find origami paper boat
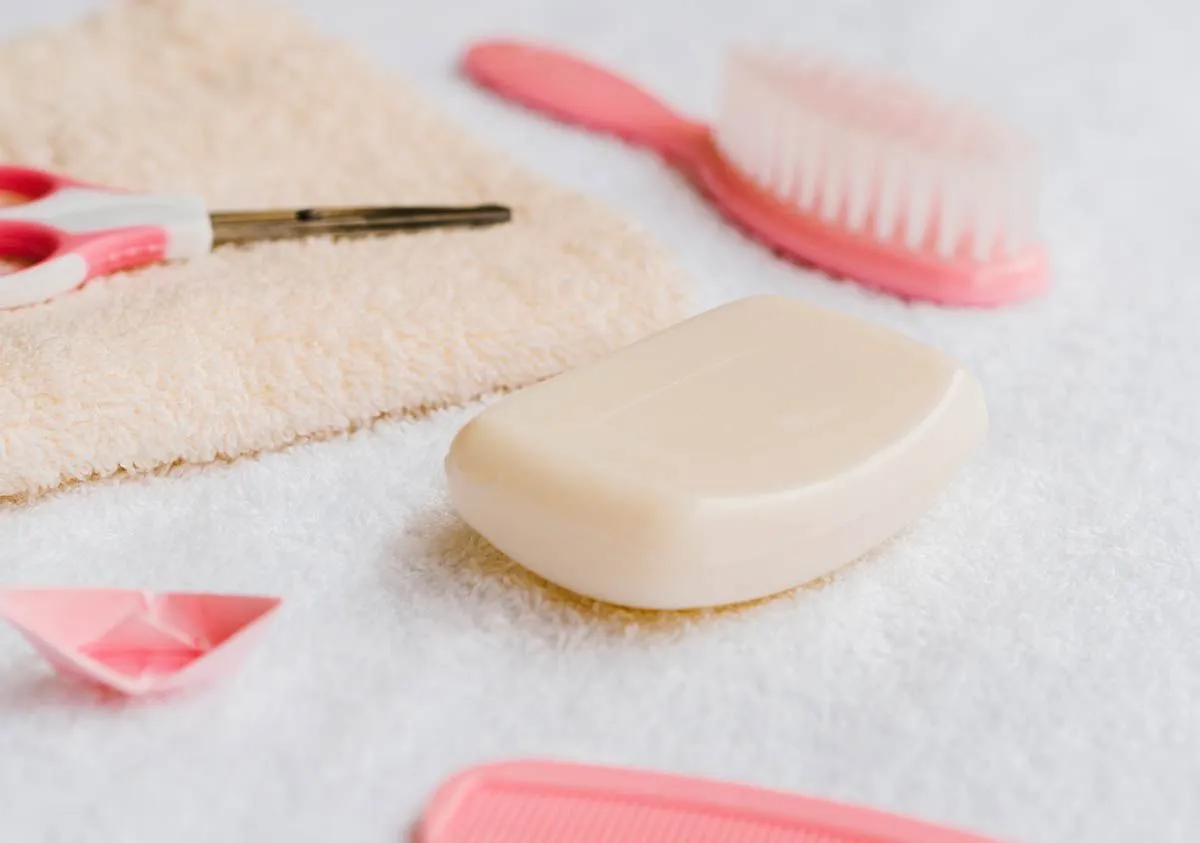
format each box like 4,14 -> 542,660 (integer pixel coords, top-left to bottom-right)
0,588 -> 282,697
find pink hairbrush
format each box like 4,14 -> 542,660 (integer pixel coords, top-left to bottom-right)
414,759 -> 1003,842
463,40 -> 1047,307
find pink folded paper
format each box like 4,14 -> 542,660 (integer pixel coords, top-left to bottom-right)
0,588 -> 281,696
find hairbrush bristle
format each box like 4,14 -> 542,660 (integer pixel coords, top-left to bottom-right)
714,48 -> 1040,262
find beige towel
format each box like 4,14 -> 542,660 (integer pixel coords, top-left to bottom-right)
0,0 -> 687,502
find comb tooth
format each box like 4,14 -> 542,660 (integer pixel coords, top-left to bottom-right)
460,792 -> 490,842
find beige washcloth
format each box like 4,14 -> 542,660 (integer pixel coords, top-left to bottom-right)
0,0 -> 687,502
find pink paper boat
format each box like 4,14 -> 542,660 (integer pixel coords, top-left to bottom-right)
0,588 -> 282,697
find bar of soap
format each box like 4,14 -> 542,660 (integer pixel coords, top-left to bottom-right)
445,295 -> 986,610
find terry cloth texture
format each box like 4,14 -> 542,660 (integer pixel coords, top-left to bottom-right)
0,0 -> 686,501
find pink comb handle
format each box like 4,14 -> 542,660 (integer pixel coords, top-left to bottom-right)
463,40 -> 1047,307
415,759 -> 1003,843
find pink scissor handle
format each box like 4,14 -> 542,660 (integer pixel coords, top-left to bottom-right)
0,165 -> 211,311
462,40 -> 707,161
0,165 -> 96,199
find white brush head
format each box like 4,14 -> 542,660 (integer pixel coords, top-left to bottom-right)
713,48 -> 1041,262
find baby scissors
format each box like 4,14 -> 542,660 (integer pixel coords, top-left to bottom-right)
0,165 -> 512,310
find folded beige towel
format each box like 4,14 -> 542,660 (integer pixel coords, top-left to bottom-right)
0,0 -> 687,502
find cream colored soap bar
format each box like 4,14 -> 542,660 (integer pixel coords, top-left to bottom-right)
445,295 -> 986,610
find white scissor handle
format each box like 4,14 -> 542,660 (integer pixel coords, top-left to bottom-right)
0,165 -> 212,310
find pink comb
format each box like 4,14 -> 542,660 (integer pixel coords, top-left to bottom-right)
463,40 -> 1048,307
0,587 -> 281,697
414,759 -> 1003,842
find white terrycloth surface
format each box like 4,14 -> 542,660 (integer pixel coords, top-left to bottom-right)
1,1 -> 1197,841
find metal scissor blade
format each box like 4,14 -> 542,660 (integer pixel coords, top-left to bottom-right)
209,203 -> 512,246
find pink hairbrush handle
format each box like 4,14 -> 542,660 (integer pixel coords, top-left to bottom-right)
463,39 -> 1047,308
416,759 -> 1004,842
462,40 -> 707,161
